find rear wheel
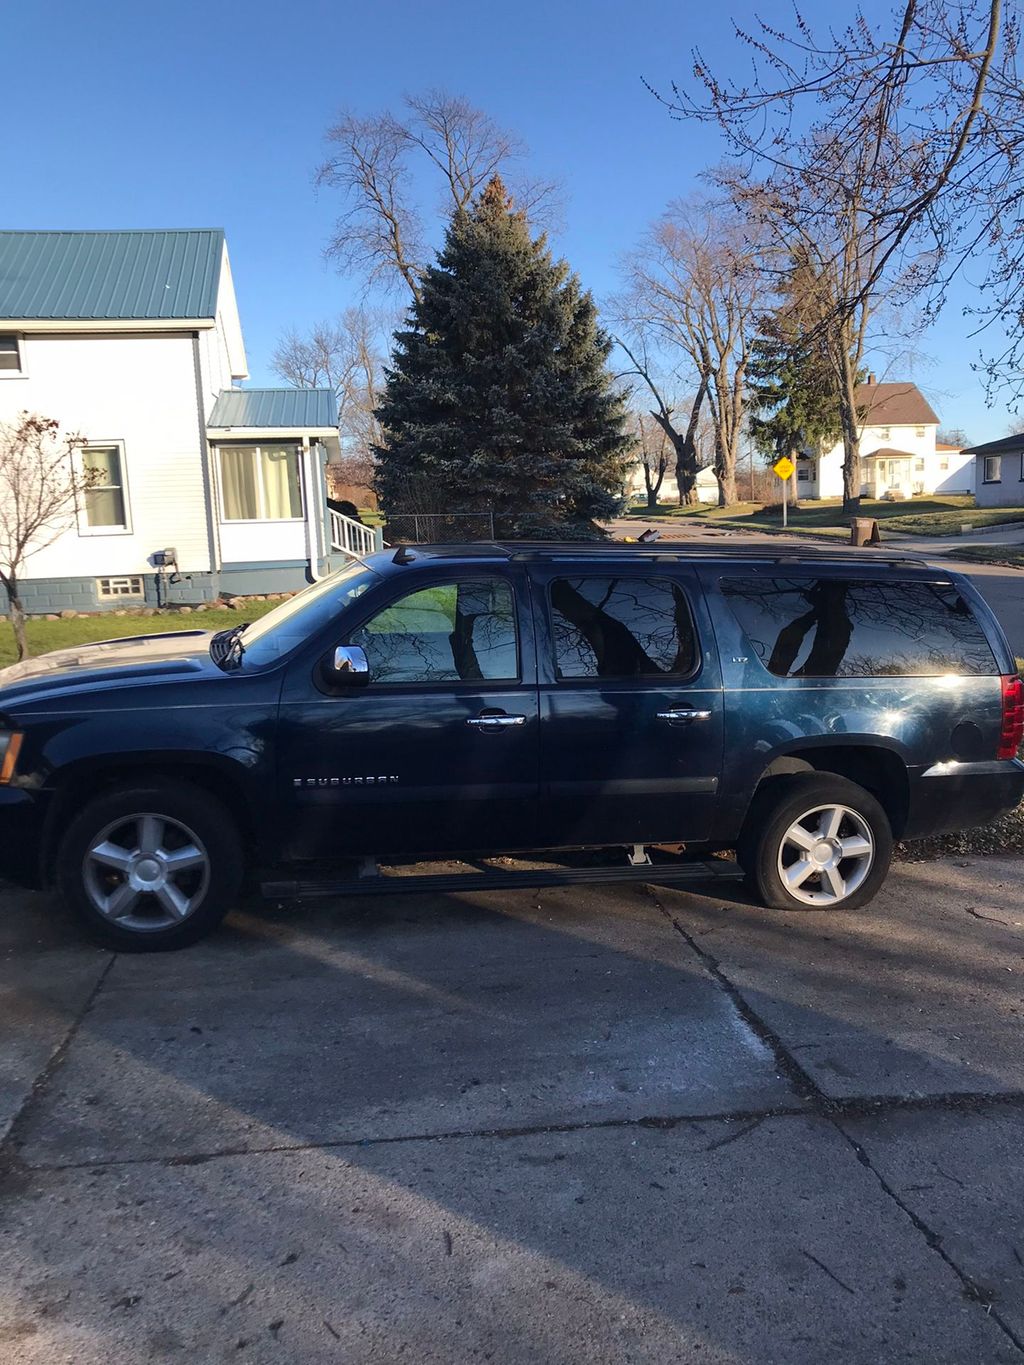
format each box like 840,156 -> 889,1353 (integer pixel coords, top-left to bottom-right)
740,774 -> 893,912
57,782 -> 243,950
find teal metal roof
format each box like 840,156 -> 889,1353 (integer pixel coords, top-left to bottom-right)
207,388 -> 339,430
0,230 -> 224,320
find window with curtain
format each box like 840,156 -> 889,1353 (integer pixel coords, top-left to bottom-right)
219,444 -> 303,520
81,446 -> 128,530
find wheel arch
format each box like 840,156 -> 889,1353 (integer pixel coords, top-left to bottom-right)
40,754 -> 259,885
742,740 -> 910,841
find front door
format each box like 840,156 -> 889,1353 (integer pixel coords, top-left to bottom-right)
277,567 -> 539,860
531,567 -> 724,847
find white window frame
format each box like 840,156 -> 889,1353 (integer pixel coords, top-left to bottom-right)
0,333 -> 25,379
215,443 -> 305,524
984,455 -> 1002,484
77,440 -> 132,536
97,575 -> 145,600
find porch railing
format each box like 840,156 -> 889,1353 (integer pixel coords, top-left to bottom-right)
330,509 -> 379,559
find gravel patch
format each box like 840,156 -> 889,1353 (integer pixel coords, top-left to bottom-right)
897,802 -> 1024,860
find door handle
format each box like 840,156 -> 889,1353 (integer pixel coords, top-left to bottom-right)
657,708 -> 713,725
466,712 -> 526,729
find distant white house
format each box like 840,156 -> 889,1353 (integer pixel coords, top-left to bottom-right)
0,229 -> 371,614
796,380 -> 973,501
963,433 -> 1024,508
626,463 -> 720,506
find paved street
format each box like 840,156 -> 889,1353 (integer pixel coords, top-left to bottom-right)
2,857 -> 1024,1363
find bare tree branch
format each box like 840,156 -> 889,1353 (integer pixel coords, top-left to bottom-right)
0,414 -> 89,659
317,89 -> 561,303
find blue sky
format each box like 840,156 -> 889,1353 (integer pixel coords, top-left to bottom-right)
5,0 -> 1012,442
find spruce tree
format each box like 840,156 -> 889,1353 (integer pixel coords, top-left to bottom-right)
747,254 -> 842,464
374,177 -> 631,538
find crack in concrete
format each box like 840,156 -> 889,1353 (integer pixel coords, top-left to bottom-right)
0,951 -> 117,1177
647,888 -> 1024,1358
8,1082 -> 1024,1179
5,898 -> 1024,1356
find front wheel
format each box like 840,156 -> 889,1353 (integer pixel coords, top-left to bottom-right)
740,774 -> 893,912
57,782 -> 243,950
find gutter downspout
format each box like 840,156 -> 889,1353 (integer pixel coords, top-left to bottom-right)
302,436 -> 323,582
191,333 -> 222,593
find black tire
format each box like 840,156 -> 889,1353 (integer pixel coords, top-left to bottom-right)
738,773 -> 893,913
57,781 -> 243,951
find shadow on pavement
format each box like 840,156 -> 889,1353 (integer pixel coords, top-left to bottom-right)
0,859 -> 1021,1362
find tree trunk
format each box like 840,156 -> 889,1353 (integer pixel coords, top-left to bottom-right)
713,422 -> 739,507
650,381 -> 707,510
643,462 -> 665,510
838,349 -> 861,515
5,576 -> 28,661
716,468 -> 737,506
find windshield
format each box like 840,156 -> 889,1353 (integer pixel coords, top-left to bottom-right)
217,561 -> 377,668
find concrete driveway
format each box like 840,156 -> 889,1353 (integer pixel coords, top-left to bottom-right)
2,857 -> 1024,1363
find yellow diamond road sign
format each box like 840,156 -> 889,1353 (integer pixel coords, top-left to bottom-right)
773,455 -> 796,480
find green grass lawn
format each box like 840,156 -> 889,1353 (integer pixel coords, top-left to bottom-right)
944,545 -> 1024,570
628,495 -> 1024,538
0,603 -> 280,670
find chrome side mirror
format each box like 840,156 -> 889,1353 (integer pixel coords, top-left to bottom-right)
328,644 -> 370,687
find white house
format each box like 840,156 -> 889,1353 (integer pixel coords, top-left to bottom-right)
0,229 -> 374,614
964,433 -> 1024,507
796,380 -> 973,501
626,463 -> 720,506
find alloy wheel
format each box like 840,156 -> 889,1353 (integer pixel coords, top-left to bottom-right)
83,812 -> 211,931
776,803 -> 874,907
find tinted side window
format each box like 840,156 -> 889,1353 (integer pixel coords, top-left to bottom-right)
550,577 -> 696,680
721,576 -> 997,678
350,579 -> 518,683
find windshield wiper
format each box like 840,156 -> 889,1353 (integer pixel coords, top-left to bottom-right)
210,622 -> 249,671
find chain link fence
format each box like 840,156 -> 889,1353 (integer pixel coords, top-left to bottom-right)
385,511 -> 496,544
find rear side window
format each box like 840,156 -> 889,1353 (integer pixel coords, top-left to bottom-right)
550,577 -> 697,679
721,576 -> 996,678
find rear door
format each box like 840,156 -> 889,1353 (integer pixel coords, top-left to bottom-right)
277,565 -> 540,859
531,565 -> 724,847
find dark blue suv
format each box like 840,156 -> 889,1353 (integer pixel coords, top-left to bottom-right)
0,542 -> 1020,950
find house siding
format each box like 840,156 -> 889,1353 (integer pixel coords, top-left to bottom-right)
975,450 -> 1024,507
800,424 -> 973,500
0,332 -> 213,580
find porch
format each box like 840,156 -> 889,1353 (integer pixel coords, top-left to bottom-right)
861,447 -> 918,500
206,386 -> 381,587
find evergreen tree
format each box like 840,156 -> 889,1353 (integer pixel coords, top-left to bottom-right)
747,254 -> 842,464
374,177 -> 631,538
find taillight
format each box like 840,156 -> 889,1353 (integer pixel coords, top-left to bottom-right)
998,675 -> 1024,760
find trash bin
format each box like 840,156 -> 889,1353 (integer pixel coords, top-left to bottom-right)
851,517 -> 881,547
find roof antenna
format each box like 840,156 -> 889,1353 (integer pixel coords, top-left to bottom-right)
392,544 -> 416,565
637,528 -> 661,544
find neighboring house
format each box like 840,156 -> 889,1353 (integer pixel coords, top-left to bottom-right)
796,380 -> 974,501
963,433 -> 1024,508
626,464 -> 719,506
0,229 -> 371,614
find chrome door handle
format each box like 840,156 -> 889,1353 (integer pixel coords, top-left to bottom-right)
657,708 -> 712,725
466,713 -> 526,728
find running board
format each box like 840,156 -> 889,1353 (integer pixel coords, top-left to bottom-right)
261,859 -> 742,901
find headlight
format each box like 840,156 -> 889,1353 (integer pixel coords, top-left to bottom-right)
0,731 -> 23,784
